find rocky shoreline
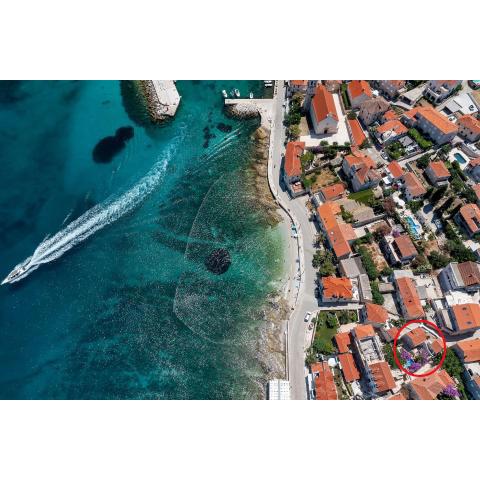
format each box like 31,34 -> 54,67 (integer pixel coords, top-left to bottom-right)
139,80 -> 177,123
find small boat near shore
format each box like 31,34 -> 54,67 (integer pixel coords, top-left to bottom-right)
222,89 -> 228,98
234,89 -> 240,98
249,92 -> 253,99
264,80 -> 273,87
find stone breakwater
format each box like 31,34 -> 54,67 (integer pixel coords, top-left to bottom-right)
140,80 -> 180,123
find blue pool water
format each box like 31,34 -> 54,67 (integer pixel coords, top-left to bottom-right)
454,152 -> 467,164
406,216 -> 420,238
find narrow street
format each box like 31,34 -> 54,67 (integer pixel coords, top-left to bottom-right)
270,82 -> 318,400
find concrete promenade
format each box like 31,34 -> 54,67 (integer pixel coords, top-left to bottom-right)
151,80 -> 181,117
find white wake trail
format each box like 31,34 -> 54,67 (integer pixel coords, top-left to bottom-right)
5,139 -> 180,283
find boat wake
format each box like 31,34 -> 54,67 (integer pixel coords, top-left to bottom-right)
2,138 -> 181,285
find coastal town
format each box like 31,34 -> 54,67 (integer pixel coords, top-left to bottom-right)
264,80 -> 480,400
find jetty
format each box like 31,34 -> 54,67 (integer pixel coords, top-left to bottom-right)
142,80 -> 181,122
224,98 -> 273,130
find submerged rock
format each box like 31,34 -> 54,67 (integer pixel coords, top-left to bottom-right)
205,248 -> 231,275
92,126 -> 134,163
216,122 -> 233,133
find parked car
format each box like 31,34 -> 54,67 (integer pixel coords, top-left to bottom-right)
304,311 -> 312,322
433,218 -> 443,230
380,151 -> 389,161
314,287 -> 320,298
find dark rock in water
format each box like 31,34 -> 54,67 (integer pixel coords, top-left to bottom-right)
205,248 -> 231,275
116,126 -> 134,141
203,140 -> 209,149
92,126 -> 134,163
217,122 -> 233,133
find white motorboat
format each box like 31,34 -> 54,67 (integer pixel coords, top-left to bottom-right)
222,90 -> 228,98
234,88 -> 240,98
1,262 -> 30,285
249,92 -> 253,99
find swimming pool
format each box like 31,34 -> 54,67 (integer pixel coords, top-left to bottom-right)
454,152 -> 467,164
406,216 -> 420,238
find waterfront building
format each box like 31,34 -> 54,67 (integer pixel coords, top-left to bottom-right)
309,85 -> 339,135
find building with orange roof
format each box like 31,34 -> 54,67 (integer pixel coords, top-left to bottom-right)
455,203 -> 480,237
438,303 -> 480,336
319,276 -> 357,303
338,353 -> 360,383
403,327 -> 428,349
311,362 -> 338,400
381,327 -> 399,343
453,338 -> 480,363
439,261 -> 480,293
407,369 -> 456,400
342,150 -> 379,192
468,158 -> 480,182
402,106 -> 458,145
362,303 -> 389,327
385,234 -> 418,266
429,338 -> 444,355
319,182 -> 346,202
382,110 -> 398,122
424,80 -> 462,105
375,120 -> 408,145
347,80 -> 372,109
395,276 -> 425,320
316,202 -> 356,260
369,361 -> 396,395
425,161 -> 451,187
354,323 -> 376,340
387,391 -> 407,400
283,141 -> 306,198
473,184 -> 480,206
346,117 -> 367,147
334,332 -> 352,354
309,84 -> 339,135
377,80 -> 406,100
401,172 -> 427,201
387,161 -> 404,179
359,97 -> 390,126
457,114 -> 480,143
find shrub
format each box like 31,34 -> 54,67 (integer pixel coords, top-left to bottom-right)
371,281 -> 384,305
358,246 -> 379,280
447,240 -> 476,263
417,154 -> 431,169
408,128 -> 432,150
326,315 -> 339,329
428,251 -> 451,269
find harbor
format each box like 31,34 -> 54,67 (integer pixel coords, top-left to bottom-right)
141,80 -> 181,122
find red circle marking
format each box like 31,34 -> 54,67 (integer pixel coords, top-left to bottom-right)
392,319 -> 447,378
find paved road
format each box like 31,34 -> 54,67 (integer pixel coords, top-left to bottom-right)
270,82 -> 318,400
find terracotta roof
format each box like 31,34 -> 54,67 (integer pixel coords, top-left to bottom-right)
344,150 -> 376,170
290,80 -> 308,86
402,172 -> 427,197
388,161 -> 404,179
384,327 -> 399,342
335,332 -> 352,354
348,80 -> 372,100
369,361 -> 396,393
354,165 -> 382,186
455,338 -> 480,363
458,204 -> 480,235
311,85 -> 338,123
469,157 -> 480,167
427,161 -> 451,179
473,184 -> 480,201
383,110 -> 397,122
393,234 -> 418,259
354,324 -> 375,340
339,353 -> 360,382
416,107 -> 458,135
284,141 -> 305,177
347,117 -> 367,146
388,392 -> 406,400
320,182 -> 346,201
404,327 -> 427,348
384,80 -> 406,90
451,303 -> 480,332
317,202 -> 354,259
409,369 -> 455,400
365,303 -> 389,325
312,362 -> 338,400
377,119 -> 408,136
321,276 -> 353,300
396,277 -> 424,319
458,114 -> 480,135
458,261 -> 480,286
430,338 -> 444,355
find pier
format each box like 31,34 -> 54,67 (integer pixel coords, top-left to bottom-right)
224,98 -> 273,129
142,80 -> 181,122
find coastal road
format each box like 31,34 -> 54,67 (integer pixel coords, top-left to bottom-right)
270,82 -> 318,400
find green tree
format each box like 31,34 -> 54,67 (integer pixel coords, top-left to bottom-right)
416,154 -> 431,169
288,124 -> 301,140
325,315 -> 339,329
428,251 -> 451,269
358,246 -> 379,280
447,240 -> 476,263
371,281 -> 384,305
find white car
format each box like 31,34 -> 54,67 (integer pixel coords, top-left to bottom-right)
433,219 -> 443,230
304,311 -> 312,322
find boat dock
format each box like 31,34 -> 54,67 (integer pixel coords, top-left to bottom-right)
224,98 -> 274,129
142,80 -> 181,122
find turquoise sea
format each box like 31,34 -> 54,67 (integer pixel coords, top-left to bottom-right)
0,81 -> 284,399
